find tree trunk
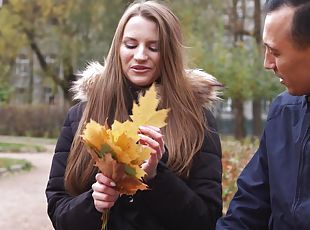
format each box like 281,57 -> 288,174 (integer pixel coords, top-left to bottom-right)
26,31 -> 73,103
62,57 -> 76,103
232,0 -> 238,42
27,49 -> 34,104
252,0 -> 263,138
254,0 -> 262,44
252,99 -> 262,137
232,98 -> 246,139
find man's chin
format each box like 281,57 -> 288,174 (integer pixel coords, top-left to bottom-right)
287,88 -> 306,96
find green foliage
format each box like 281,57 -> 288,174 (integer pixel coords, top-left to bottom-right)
0,0 -> 126,101
205,40 -> 283,100
169,0 -> 225,66
169,0 -> 283,102
0,82 -> 12,104
0,4 -> 27,93
248,45 -> 285,99
0,0 -> 284,104
0,5 -> 26,55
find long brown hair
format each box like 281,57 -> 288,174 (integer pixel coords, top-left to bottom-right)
65,0 -> 206,195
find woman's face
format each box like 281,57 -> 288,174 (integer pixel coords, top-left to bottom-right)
120,16 -> 161,87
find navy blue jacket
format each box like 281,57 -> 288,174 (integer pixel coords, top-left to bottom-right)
46,102 -> 222,230
217,92 -> 310,230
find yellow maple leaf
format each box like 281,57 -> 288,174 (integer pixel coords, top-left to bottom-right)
130,164 -> 146,179
111,120 -> 139,143
81,119 -> 110,151
130,84 -> 170,128
115,133 -> 151,164
111,84 -> 169,143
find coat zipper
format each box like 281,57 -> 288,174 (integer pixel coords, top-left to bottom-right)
291,123 -> 310,223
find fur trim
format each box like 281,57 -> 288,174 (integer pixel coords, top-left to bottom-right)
71,62 -> 104,101
185,69 -> 223,108
71,62 -> 222,108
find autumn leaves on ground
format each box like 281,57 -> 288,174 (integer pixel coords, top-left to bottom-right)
221,137 -> 258,212
0,135 -> 257,229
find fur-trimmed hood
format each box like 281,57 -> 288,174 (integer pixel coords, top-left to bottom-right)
71,62 -> 222,108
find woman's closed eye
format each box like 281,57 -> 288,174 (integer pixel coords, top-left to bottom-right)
149,45 -> 159,52
125,43 -> 137,49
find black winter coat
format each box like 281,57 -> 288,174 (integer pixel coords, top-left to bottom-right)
46,102 -> 222,230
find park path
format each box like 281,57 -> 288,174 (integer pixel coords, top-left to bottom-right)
0,140 -> 55,230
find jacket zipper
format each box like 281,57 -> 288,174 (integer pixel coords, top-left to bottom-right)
291,124 -> 310,224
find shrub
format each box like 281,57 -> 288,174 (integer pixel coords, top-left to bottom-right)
0,105 -> 68,137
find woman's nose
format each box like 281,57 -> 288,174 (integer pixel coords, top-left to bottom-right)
134,46 -> 148,61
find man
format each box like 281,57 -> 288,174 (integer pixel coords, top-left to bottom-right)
217,0 -> 310,229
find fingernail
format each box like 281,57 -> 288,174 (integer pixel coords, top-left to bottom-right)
110,181 -> 116,186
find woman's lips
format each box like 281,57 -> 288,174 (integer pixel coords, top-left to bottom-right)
131,65 -> 151,73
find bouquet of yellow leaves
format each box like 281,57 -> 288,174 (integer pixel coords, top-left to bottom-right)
81,84 -> 169,229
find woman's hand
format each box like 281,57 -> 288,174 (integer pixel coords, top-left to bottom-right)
92,173 -> 120,213
138,126 -> 165,181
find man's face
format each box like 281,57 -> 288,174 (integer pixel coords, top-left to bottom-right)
263,6 -> 310,96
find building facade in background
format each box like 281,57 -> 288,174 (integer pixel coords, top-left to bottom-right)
10,47 -> 65,107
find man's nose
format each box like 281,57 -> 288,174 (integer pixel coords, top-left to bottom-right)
134,46 -> 148,61
263,49 -> 275,70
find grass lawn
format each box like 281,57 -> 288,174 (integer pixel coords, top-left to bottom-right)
0,157 -> 32,171
0,142 -> 47,153
0,135 -> 57,145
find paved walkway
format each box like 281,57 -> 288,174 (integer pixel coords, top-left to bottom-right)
0,150 -> 55,230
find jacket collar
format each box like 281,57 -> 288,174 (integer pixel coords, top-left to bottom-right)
71,62 -> 222,109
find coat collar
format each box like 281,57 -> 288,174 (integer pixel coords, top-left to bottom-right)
71,62 -> 222,109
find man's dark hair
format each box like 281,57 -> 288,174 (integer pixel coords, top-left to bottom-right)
265,0 -> 310,48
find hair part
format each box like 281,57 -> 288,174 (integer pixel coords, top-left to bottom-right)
264,0 -> 310,48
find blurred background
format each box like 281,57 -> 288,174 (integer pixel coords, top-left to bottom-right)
0,0 -> 284,228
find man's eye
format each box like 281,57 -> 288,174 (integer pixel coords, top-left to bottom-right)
270,50 -> 280,57
266,47 -> 280,57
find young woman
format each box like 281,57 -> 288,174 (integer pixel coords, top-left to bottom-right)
46,1 -> 222,229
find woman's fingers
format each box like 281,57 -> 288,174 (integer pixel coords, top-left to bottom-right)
141,152 -> 160,180
138,126 -> 165,181
138,133 -> 161,153
96,173 -> 116,187
92,173 -> 119,212
92,182 -> 117,196
92,190 -> 118,202
139,126 -> 162,139
92,184 -> 119,212
138,126 -> 164,154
